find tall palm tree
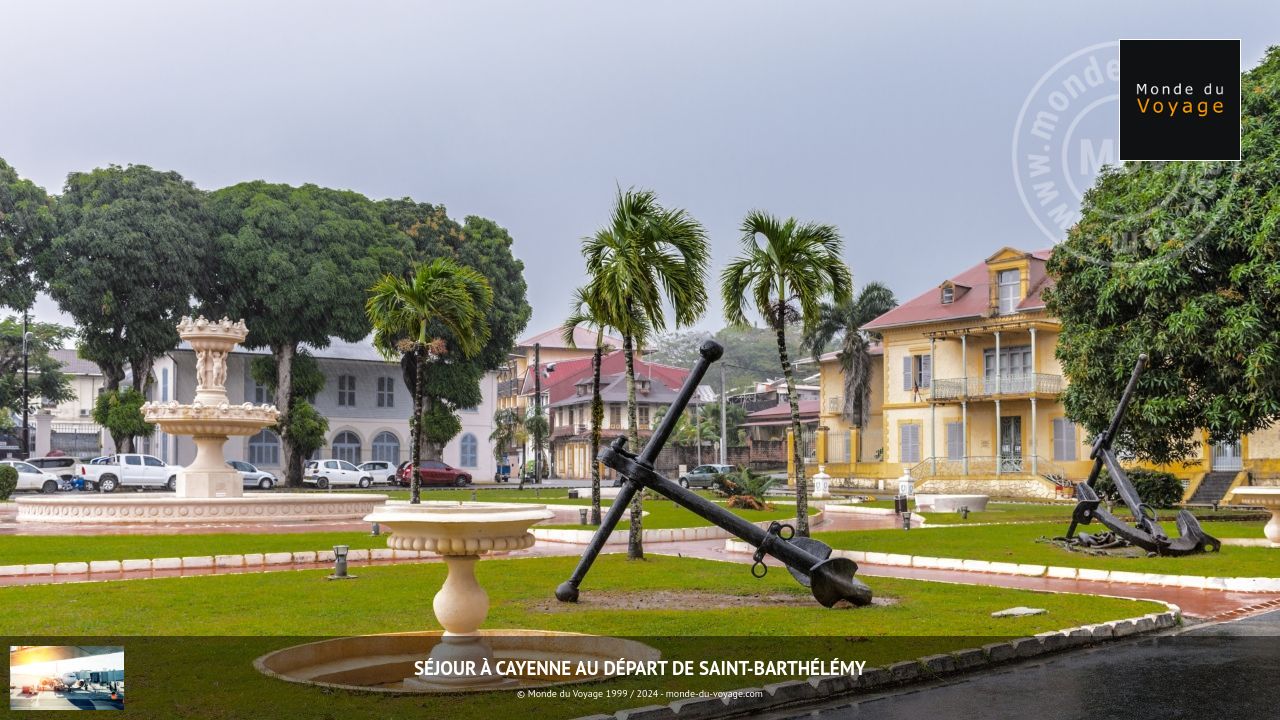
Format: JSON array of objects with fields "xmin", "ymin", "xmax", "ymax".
[
  {"xmin": 367, "ymin": 258, "xmax": 493, "ymax": 504},
  {"xmin": 802, "ymin": 282, "xmax": 897, "ymax": 460},
  {"xmin": 562, "ymin": 286, "xmax": 618, "ymax": 526},
  {"xmin": 582, "ymin": 187, "xmax": 709, "ymax": 559},
  {"xmin": 722, "ymin": 211, "xmax": 852, "ymax": 537}
]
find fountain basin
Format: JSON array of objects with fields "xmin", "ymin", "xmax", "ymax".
[
  {"xmin": 15, "ymin": 492, "xmax": 387, "ymax": 524},
  {"xmin": 1226, "ymin": 487, "xmax": 1280, "ymax": 545},
  {"xmin": 255, "ymin": 630, "xmax": 661, "ymax": 694},
  {"xmin": 366, "ymin": 501, "xmax": 555, "ymax": 554}
]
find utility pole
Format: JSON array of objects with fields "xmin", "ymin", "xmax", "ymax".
[
  {"xmin": 533, "ymin": 342, "xmax": 542, "ymax": 484},
  {"xmin": 21, "ymin": 311, "xmax": 31, "ymax": 459},
  {"xmin": 719, "ymin": 362, "xmax": 727, "ymax": 465}
]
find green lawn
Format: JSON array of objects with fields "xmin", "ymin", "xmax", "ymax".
[
  {"xmin": 0, "ymin": 531, "xmax": 387, "ymax": 565},
  {"xmin": 0, "ymin": 554, "xmax": 1164, "ymax": 719},
  {"xmin": 853, "ymin": 500, "xmax": 1266, "ymax": 526},
  {"xmin": 817, "ymin": 521, "xmax": 1277, "ymax": 577},
  {"xmin": 541, "ymin": 498, "xmax": 799, "ymax": 530}
]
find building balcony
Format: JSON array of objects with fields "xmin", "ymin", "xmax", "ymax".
[{"xmin": 928, "ymin": 373, "xmax": 1063, "ymax": 402}]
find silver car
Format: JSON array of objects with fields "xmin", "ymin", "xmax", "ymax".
[
  {"xmin": 358, "ymin": 460, "xmax": 398, "ymax": 485},
  {"xmin": 227, "ymin": 460, "xmax": 276, "ymax": 490},
  {"xmin": 678, "ymin": 464, "xmax": 735, "ymax": 489}
]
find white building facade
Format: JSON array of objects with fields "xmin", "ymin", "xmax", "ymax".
[{"xmin": 50, "ymin": 340, "xmax": 498, "ymax": 482}]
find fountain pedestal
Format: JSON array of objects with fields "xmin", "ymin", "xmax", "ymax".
[{"xmin": 363, "ymin": 501, "xmax": 553, "ymax": 689}]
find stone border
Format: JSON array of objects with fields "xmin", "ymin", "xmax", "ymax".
[
  {"xmin": 13, "ymin": 492, "xmax": 388, "ymax": 524},
  {"xmin": 0, "ymin": 547, "xmax": 432, "ymax": 579},
  {"xmin": 576, "ymin": 606, "xmax": 1181, "ymax": 720},
  {"xmin": 534, "ymin": 510, "xmax": 824, "ymax": 546},
  {"xmin": 723, "ymin": 540, "xmax": 1280, "ymax": 592}
]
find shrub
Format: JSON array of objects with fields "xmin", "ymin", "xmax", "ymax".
[
  {"xmin": 0, "ymin": 464, "xmax": 17, "ymax": 501},
  {"xmin": 713, "ymin": 468, "xmax": 776, "ymax": 511},
  {"xmin": 1094, "ymin": 467, "xmax": 1183, "ymax": 508}
]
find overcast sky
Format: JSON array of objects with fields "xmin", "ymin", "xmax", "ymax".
[{"xmin": 4, "ymin": 1, "xmax": 1276, "ymax": 337}]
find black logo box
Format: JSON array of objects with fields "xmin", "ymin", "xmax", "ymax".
[{"xmin": 1119, "ymin": 39, "xmax": 1240, "ymax": 161}]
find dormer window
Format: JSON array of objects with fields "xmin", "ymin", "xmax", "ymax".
[
  {"xmin": 997, "ymin": 269, "xmax": 1021, "ymax": 314},
  {"xmin": 941, "ymin": 286, "xmax": 954, "ymax": 304}
]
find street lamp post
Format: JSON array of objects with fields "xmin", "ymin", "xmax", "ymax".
[{"xmin": 21, "ymin": 311, "xmax": 32, "ymax": 459}]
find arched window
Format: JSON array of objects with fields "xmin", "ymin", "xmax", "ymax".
[
  {"xmin": 460, "ymin": 433, "xmax": 478, "ymax": 468},
  {"xmin": 248, "ymin": 429, "xmax": 281, "ymax": 467},
  {"xmin": 332, "ymin": 431, "xmax": 362, "ymax": 464},
  {"xmin": 371, "ymin": 431, "xmax": 400, "ymax": 464}
]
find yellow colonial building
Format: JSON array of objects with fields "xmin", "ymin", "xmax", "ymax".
[{"xmin": 810, "ymin": 246, "xmax": 1280, "ymax": 501}]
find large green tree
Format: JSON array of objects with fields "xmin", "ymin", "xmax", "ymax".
[
  {"xmin": 379, "ymin": 200, "xmax": 530, "ymax": 461},
  {"xmin": 0, "ymin": 158, "xmax": 55, "ymax": 312},
  {"xmin": 201, "ymin": 182, "xmax": 411, "ymax": 485},
  {"xmin": 802, "ymin": 281, "xmax": 897, "ymax": 458},
  {"xmin": 1047, "ymin": 48, "xmax": 1280, "ymax": 464},
  {"xmin": 366, "ymin": 258, "xmax": 492, "ymax": 504},
  {"xmin": 0, "ymin": 317, "xmax": 73, "ymax": 430},
  {"xmin": 41, "ymin": 165, "xmax": 209, "ymax": 407},
  {"xmin": 250, "ymin": 352, "xmax": 329, "ymax": 464},
  {"xmin": 582, "ymin": 187, "xmax": 708, "ymax": 559},
  {"xmin": 722, "ymin": 211, "xmax": 852, "ymax": 537}
]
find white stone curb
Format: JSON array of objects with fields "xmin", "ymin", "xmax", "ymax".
[
  {"xmin": 0, "ymin": 546, "xmax": 432, "ymax": 580},
  {"xmin": 722, "ymin": 539, "xmax": 1280, "ymax": 593},
  {"xmin": 584, "ymin": 606, "xmax": 1182, "ymax": 720}
]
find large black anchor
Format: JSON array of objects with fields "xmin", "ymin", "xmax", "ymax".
[
  {"xmin": 555, "ymin": 340, "xmax": 873, "ymax": 607},
  {"xmin": 1063, "ymin": 354, "xmax": 1220, "ymax": 556}
]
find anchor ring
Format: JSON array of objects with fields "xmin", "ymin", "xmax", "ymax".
[{"xmin": 751, "ymin": 561, "xmax": 768, "ymax": 578}]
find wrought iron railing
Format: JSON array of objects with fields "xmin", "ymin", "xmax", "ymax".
[{"xmin": 930, "ymin": 373, "xmax": 1064, "ymax": 401}]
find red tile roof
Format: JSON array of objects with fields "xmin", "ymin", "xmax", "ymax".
[
  {"xmin": 862, "ymin": 247, "xmax": 1053, "ymax": 331},
  {"xmin": 743, "ymin": 399, "xmax": 820, "ymax": 425},
  {"xmin": 520, "ymin": 349, "xmax": 690, "ymax": 404}
]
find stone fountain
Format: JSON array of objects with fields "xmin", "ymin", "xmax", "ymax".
[
  {"xmin": 255, "ymin": 501, "xmax": 659, "ymax": 692},
  {"xmin": 15, "ymin": 317, "xmax": 387, "ymax": 525},
  {"xmin": 1226, "ymin": 487, "xmax": 1280, "ymax": 546}
]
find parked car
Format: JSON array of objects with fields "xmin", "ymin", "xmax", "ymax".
[
  {"xmin": 23, "ymin": 456, "xmax": 79, "ymax": 481},
  {"xmin": 358, "ymin": 460, "xmax": 398, "ymax": 485},
  {"xmin": 397, "ymin": 460, "xmax": 472, "ymax": 487},
  {"xmin": 78, "ymin": 454, "xmax": 180, "ymax": 492},
  {"xmin": 227, "ymin": 460, "xmax": 275, "ymax": 489},
  {"xmin": 303, "ymin": 459, "xmax": 374, "ymax": 489},
  {"xmin": 0, "ymin": 459, "xmax": 62, "ymax": 493},
  {"xmin": 678, "ymin": 463, "xmax": 735, "ymax": 489}
]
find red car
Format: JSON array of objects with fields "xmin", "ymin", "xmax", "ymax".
[{"xmin": 397, "ymin": 460, "xmax": 473, "ymax": 487}]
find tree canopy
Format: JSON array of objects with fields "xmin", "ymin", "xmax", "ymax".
[
  {"xmin": 0, "ymin": 157, "xmax": 55, "ymax": 312},
  {"xmin": 1046, "ymin": 47, "xmax": 1280, "ymax": 464},
  {"xmin": 41, "ymin": 164, "xmax": 209, "ymax": 391},
  {"xmin": 0, "ymin": 317, "xmax": 73, "ymax": 428}
]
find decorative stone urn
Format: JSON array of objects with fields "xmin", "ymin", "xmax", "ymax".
[
  {"xmin": 363, "ymin": 501, "xmax": 554, "ymax": 689},
  {"xmin": 1227, "ymin": 487, "xmax": 1280, "ymax": 545},
  {"xmin": 142, "ymin": 317, "xmax": 280, "ymax": 498}
]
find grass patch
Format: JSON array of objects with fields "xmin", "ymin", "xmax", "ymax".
[
  {"xmin": 818, "ymin": 521, "xmax": 1276, "ymax": 576},
  {"xmin": 0, "ymin": 555, "xmax": 1163, "ymax": 719},
  {"xmin": 854, "ymin": 500, "xmax": 1265, "ymax": 526},
  {"xmin": 0, "ymin": 531, "xmax": 386, "ymax": 565}
]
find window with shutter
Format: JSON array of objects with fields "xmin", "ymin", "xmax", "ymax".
[
  {"xmin": 946, "ymin": 421, "xmax": 964, "ymax": 460},
  {"xmin": 902, "ymin": 355, "xmax": 913, "ymax": 390},
  {"xmin": 919, "ymin": 355, "xmax": 931, "ymax": 388},
  {"xmin": 899, "ymin": 424, "xmax": 921, "ymax": 463},
  {"xmin": 1053, "ymin": 418, "xmax": 1077, "ymax": 461}
]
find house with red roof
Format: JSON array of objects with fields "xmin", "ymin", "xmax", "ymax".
[{"xmin": 812, "ymin": 246, "xmax": 1088, "ymax": 499}]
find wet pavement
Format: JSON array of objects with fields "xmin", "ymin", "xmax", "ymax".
[{"xmin": 766, "ymin": 609, "xmax": 1280, "ymax": 720}]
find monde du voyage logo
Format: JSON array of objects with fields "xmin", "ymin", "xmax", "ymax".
[{"xmin": 1120, "ymin": 39, "xmax": 1241, "ymax": 161}]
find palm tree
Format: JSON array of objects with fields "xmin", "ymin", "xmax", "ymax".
[
  {"xmin": 367, "ymin": 258, "xmax": 493, "ymax": 504},
  {"xmin": 802, "ymin": 282, "xmax": 897, "ymax": 460},
  {"xmin": 489, "ymin": 407, "xmax": 520, "ymax": 472},
  {"xmin": 562, "ymin": 286, "xmax": 617, "ymax": 526},
  {"xmin": 722, "ymin": 211, "xmax": 852, "ymax": 537},
  {"xmin": 582, "ymin": 187, "xmax": 709, "ymax": 559}
]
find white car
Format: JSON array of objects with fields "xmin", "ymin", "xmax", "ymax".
[
  {"xmin": 1, "ymin": 459, "xmax": 62, "ymax": 494},
  {"xmin": 79, "ymin": 454, "xmax": 181, "ymax": 492},
  {"xmin": 227, "ymin": 460, "xmax": 276, "ymax": 490},
  {"xmin": 303, "ymin": 459, "xmax": 373, "ymax": 489},
  {"xmin": 358, "ymin": 460, "xmax": 398, "ymax": 485}
]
